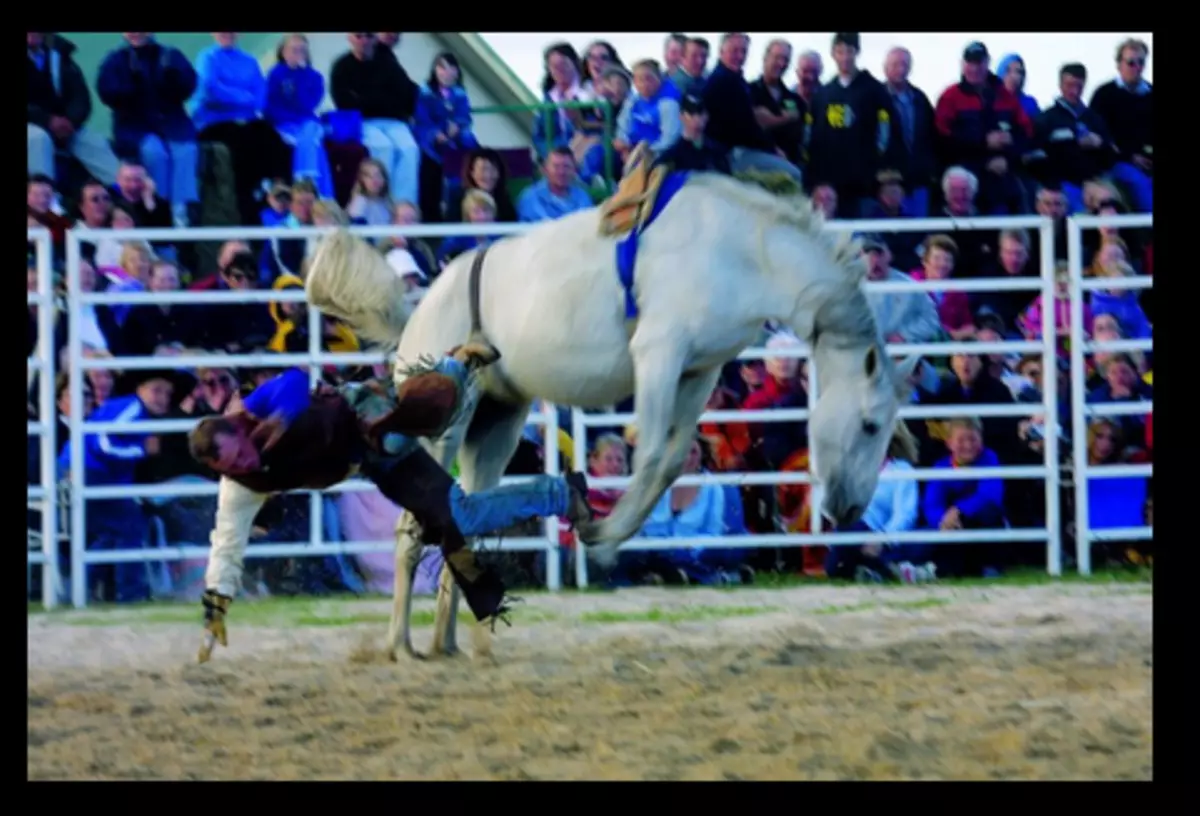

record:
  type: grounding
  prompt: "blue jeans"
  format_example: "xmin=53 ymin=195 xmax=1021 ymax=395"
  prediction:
xmin=1110 ymin=161 xmax=1153 ymax=212
xmin=447 ymin=476 xmax=570 ymax=536
xmin=276 ymin=120 xmax=334 ymax=198
xmin=139 ymin=134 xmax=198 ymax=207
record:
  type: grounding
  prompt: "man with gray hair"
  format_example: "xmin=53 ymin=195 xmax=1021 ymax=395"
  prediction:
xmin=882 ymin=46 xmax=937 ymax=216
xmin=859 ymin=233 xmax=942 ymax=345
xmin=700 ymin=32 xmax=803 ymax=184
xmin=750 ymin=38 xmax=807 ymax=166
xmin=792 ymin=50 xmax=823 ymax=107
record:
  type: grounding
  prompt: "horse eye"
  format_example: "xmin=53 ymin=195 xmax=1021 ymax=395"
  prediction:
xmin=862 ymin=420 xmax=881 ymax=436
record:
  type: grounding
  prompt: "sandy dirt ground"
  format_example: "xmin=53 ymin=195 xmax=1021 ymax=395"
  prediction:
xmin=28 ymin=583 xmax=1151 ymax=780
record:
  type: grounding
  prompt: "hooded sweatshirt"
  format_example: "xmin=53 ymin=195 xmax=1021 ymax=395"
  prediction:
xmin=807 ymin=69 xmax=907 ymax=196
xmin=995 ymin=55 xmax=1040 ymax=121
xmin=191 ymin=42 xmax=265 ymax=131
xmin=268 ymin=274 xmax=360 ymax=353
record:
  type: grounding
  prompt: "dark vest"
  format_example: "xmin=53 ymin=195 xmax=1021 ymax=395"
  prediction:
xmin=226 ymin=388 xmax=363 ymax=494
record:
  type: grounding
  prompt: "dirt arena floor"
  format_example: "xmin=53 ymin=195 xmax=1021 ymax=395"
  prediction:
xmin=28 ymin=582 xmax=1151 ymax=780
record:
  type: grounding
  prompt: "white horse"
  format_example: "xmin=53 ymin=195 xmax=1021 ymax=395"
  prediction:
xmin=306 ymin=172 xmax=919 ymax=660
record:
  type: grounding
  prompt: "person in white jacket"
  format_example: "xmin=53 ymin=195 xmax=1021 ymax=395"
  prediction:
xmin=824 ymin=423 xmax=926 ymax=581
xmin=859 ymin=233 xmax=943 ymax=345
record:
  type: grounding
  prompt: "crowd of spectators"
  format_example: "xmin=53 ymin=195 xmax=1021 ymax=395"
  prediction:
xmin=26 ymin=31 xmax=1153 ymax=602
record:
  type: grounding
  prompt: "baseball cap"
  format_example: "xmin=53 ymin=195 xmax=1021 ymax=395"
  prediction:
xmin=856 ymin=232 xmax=888 ymax=252
xmin=680 ymin=94 xmax=706 ymax=115
xmin=963 ymin=41 xmax=989 ymax=63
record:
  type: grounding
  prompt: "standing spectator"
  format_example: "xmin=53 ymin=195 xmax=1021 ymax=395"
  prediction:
xmin=331 ymin=32 xmax=421 ymax=205
xmin=934 ymin=42 xmax=1033 ymax=214
xmin=859 ymin=234 xmax=942 ymax=345
xmin=669 ymin=37 xmax=709 ymax=96
xmin=27 ymin=33 xmax=120 ymax=188
xmin=596 ymin=64 xmax=633 ymax=121
xmin=96 ymin=33 xmax=199 ymax=226
xmin=613 ymin=59 xmax=681 ymax=162
xmin=414 ymin=52 xmax=481 ymax=222
xmin=532 ymin=43 xmax=588 ymax=158
xmin=663 ymin=33 xmax=687 ymax=78
xmin=580 ymin=40 xmax=624 ymax=98
xmin=749 ymin=39 xmax=807 ymax=166
xmin=193 ymin=33 xmax=292 ymax=226
xmin=655 ymin=94 xmax=732 ymax=174
xmin=1032 ymin=63 xmax=1117 ymax=214
xmin=189 ymin=240 xmax=250 ymax=291
xmin=792 ymin=50 xmax=823 ymax=107
xmin=517 ymin=148 xmax=593 ymax=222
xmin=446 ymin=147 xmax=519 ymax=223
xmin=701 ymin=33 xmax=802 ymax=183
xmin=264 ymin=34 xmax=335 ymax=199
xmin=995 ymin=54 xmax=1041 ymax=120
xmin=882 ymin=46 xmax=937 ymax=216
xmin=1088 ymin=38 xmax=1152 ymax=212
xmin=807 ymin=33 xmax=906 ymax=218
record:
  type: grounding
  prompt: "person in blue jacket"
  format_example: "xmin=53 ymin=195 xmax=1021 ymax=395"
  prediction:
xmin=96 ymin=33 xmax=200 ymax=226
xmin=413 ymin=52 xmax=480 ymax=222
xmin=263 ymin=34 xmax=334 ymax=199
xmin=57 ymin=368 xmax=191 ymax=602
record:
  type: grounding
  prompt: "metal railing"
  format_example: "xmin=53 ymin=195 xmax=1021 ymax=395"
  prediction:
xmin=27 ymin=228 xmax=61 ymax=609
xmin=473 ymin=99 xmax=617 ymax=189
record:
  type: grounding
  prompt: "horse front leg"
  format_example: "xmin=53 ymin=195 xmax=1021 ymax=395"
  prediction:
xmin=386 ymin=510 xmax=426 ymax=661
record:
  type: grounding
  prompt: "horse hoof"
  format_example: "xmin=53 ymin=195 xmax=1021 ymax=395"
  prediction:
xmin=588 ymin=542 xmax=619 ymax=570
xmin=397 ymin=644 xmax=428 ymax=662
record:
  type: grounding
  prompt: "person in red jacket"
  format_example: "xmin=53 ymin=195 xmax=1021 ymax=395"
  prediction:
xmin=934 ymin=42 xmax=1034 ymax=214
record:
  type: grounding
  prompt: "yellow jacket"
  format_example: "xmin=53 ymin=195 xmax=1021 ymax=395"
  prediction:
xmin=267 ymin=274 xmax=360 ymax=353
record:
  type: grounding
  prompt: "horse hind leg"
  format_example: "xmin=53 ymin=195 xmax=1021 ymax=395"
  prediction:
xmin=433 ymin=394 xmax=532 ymax=661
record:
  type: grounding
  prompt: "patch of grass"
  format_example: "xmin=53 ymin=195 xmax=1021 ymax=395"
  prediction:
xmin=812 ymin=601 xmax=878 ymax=616
xmin=813 ymin=597 xmax=951 ymax=616
xmin=884 ymin=597 xmax=951 ymax=611
xmin=578 ymin=604 xmax=777 ymax=625
xmin=749 ymin=565 xmax=1151 ymax=590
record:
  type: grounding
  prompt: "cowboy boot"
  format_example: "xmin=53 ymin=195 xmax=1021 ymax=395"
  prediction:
xmin=563 ymin=471 xmax=594 ymax=527
xmin=443 ymin=548 xmax=511 ymax=626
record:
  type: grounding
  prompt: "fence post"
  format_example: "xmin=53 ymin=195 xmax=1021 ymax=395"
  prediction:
xmin=1038 ymin=219 xmax=1062 ymax=576
xmin=1067 ymin=218 xmax=1091 ymax=575
xmin=32 ymin=230 xmax=60 ymax=608
xmin=542 ymin=402 xmax=561 ymax=591
xmin=66 ymin=232 xmax=89 ymax=608
xmin=572 ymin=407 xmax=589 ymax=589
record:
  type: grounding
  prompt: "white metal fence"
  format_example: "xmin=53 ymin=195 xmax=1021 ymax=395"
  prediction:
xmin=24 ymin=212 xmax=1150 ymax=608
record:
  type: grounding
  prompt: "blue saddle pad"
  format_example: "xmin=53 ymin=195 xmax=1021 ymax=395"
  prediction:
xmin=614 ymin=170 xmax=690 ymax=320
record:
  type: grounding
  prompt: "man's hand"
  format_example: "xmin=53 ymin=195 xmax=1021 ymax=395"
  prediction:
xmin=1079 ymin=132 xmax=1103 ymax=149
xmin=986 ymin=130 xmax=1011 ymax=150
xmin=939 ymin=507 xmax=962 ymax=530
xmin=48 ymin=115 xmax=75 ymax=143
xmin=144 ymin=436 xmax=161 ymax=456
xmin=248 ymin=410 xmax=289 ymax=452
xmin=986 ymin=156 xmax=1008 ymax=175
xmin=198 ymin=590 xmax=232 ymax=663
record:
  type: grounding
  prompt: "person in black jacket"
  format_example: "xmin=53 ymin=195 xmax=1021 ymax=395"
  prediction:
xmin=655 ymin=94 xmax=731 ymax=174
xmin=807 ymin=33 xmax=907 ymax=218
xmin=748 ymin=39 xmax=807 ymax=167
xmin=1032 ymin=63 xmax=1117 ymax=214
xmin=700 ymin=33 xmax=802 ymax=184
xmin=882 ymin=46 xmax=937 ymax=216
xmin=331 ymin=32 xmax=421 ymax=205
xmin=1088 ymin=38 xmax=1153 ymax=212
xmin=27 ymin=33 xmax=121 ymax=188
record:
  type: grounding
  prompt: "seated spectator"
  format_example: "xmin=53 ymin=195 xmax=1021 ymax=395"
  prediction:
xmin=859 ymin=233 xmax=942 ymax=345
xmin=923 ymin=338 xmax=1020 ymax=464
xmin=1090 ymin=260 xmax=1152 ymax=339
xmin=863 ymin=171 xmax=923 ymax=270
xmin=669 ymin=37 xmax=709 ymax=97
xmin=613 ymin=59 xmax=681 ymax=163
xmin=533 ymin=43 xmax=588 ymax=157
xmin=702 ymin=33 xmax=802 ymax=184
xmin=97 ymin=34 xmax=199 ymax=226
xmin=378 ymin=200 xmax=438 ymax=280
xmin=1030 ymin=185 xmax=1070 ymax=260
xmin=446 ymin=148 xmax=519 ymax=223
xmin=27 ymin=173 xmax=73 ymax=253
xmin=261 ymin=179 xmax=317 ymax=283
xmin=654 ymin=94 xmax=731 ymax=175
xmin=193 ymin=33 xmax=292 ymax=226
xmin=27 ymin=33 xmax=120 ymax=189
xmin=741 ymin=331 xmax=808 ymax=470
xmin=72 ymin=259 xmax=121 ymax=354
xmin=824 ymin=425 xmax=922 ymax=582
xmin=118 ymin=259 xmax=199 ymax=356
xmin=414 ymin=52 xmax=480 ymax=222
xmin=1088 ymin=38 xmax=1152 ymax=213
xmin=192 ymin=251 xmax=276 ymax=352
xmin=79 ymin=346 xmax=118 ymax=410
xmin=1085 ymin=417 xmax=1149 ymax=532
xmin=975 ymin=317 xmax=1038 ymax=400
xmin=922 ymin=416 xmax=1007 ymax=576
xmin=437 ymin=190 xmax=503 ymax=268
xmin=585 ymin=433 xmax=628 ymax=521
xmin=331 ymin=32 xmax=421 ymax=205
xmin=1031 ymin=63 xmax=1116 ymax=215
xmin=264 ymin=34 xmax=334 ymax=199
xmin=806 ymin=32 xmax=906 ymax=217
xmin=383 ymin=248 xmax=430 ymax=309
xmin=811 ymin=184 xmax=838 ymax=219
xmin=971 ymin=228 xmax=1038 ymax=330
xmin=267 ymin=274 xmax=361 ymax=354
xmin=934 ymin=41 xmax=1033 ymax=214
xmin=1018 ymin=261 xmax=1094 ymax=357
xmin=934 ymin=166 xmax=995 ymax=276
xmin=346 ymin=158 xmax=395 ymax=225
xmin=110 ymin=160 xmax=173 ymax=231
xmin=518 ymin=148 xmax=593 ymax=222
xmin=909 ymin=234 xmax=973 ymax=339
xmin=189 ymin=240 xmax=249 ymax=291
xmin=1086 ymin=311 xmax=1138 ymax=389
xmin=1087 ymin=352 xmax=1152 ymax=448
xmin=187 ymin=361 xmax=239 ymax=417
xmin=73 ymin=179 xmax=116 ymax=267
xmin=749 ymin=39 xmax=807 ymax=167
xmin=662 ymin=33 xmax=686 ymax=82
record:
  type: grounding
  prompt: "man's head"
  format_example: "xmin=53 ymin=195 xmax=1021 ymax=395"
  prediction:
xmin=189 ymin=415 xmax=260 ymax=474
xmin=762 ymin=39 xmax=791 ymax=83
xmin=27 ymin=173 xmax=54 ymax=213
xmin=812 ymin=184 xmax=837 ymax=219
xmin=663 ymin=33 xmax=686 ymax=73
xmin=348 ymin=31 xmax=375 ymax=60
xmin=831 ymin=32 xmax=859 ymax=75
xmin=1105 ymin=353 xmax=1140 ymax=393
xmin=860 ymin=234 xmax=891 ymax=280
xmin=543 ymin=148 xmax=576 ymax=192
xmin=148 ymin=260 xmax=180 ymax=293
xmin=998 ymin=229 xmax=1030 ymax=275
xmin=78 ymin=179 xmax=112 ymax=226
xmin=683 ymin=37 xmax=709 ymax=77
xmin=1035 ymin=187 xmax=1068 ymax=220
xmin=946 ymin=417 xmax=983 ymax=465
xmin=212 ymin=32 xmax=237 ymax=48
xmin=376 ymin=32 xmax=401 ymax=49
xmin=135 ymin=372 xmax=176 ymax=416
xmin=116 ymin=161 xmax=148 ymax=202
xmin=795 ymin=50 xmax=823 ymax=97
xmin=680 ymin=94 xmax=708 ymax=135
xmin=123 ymin=32 xmax=151 ymax=48
xmin=942 ymin=166 xmax=977 ymax=215
xmin=1060 ymin=62 xmax=1087 ymax=106
xmin=961 ymin=41 xmax=990 ymax=86
xmin=719 ymin=32 xmax=749 ymax=72
xmin=598 ymin=64 xmax=632 ymax=107
xmin=884 ymin=46 xmax=911 ymax=86
xmin=221 ymin=251 xmax=257 ymax=290
xmin=1116 ymin=38 xmax=1148 ymax=86
xmin=290 ymin=178 xmax=317 ymax=224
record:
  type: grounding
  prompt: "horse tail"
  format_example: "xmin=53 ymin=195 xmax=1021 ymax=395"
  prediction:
xmin=303 ymin=229 xmax=414 ymax=346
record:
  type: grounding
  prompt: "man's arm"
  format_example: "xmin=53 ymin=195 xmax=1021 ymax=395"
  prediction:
xmin=242 ymin=367 xmax=311 ymax=423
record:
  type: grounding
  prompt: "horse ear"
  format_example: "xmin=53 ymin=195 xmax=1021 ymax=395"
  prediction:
xmin=892 ymin=354 xmax=921 ymax=400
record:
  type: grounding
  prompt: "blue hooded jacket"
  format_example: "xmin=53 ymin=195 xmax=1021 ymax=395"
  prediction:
xmin=263 ymin=62 xmax=325 ymax=127
xmin=57 ymin=394 xmax=155 ymax=486
xmin=191 ymin=43 xmax=265 ymax=131
xmin=96 ymin=38 xmax=198 ymax=156
xmin=996 ymin=54 xmax=1041 ymax=120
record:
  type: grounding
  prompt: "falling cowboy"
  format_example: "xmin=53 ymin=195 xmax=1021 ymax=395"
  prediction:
xmin=186 ymin=342 xmax=592 ymax=663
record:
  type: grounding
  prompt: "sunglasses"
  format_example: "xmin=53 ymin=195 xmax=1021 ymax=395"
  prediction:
xmin=86 ymin=193 xmax=111 ymax=203
xmin=1124 ymin=58 xmax=1145 ymax=67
